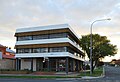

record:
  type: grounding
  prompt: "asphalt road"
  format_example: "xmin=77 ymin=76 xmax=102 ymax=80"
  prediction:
xmin=103 ymin=66 xmax=120 ymax=80
xmin=0 ymin=66 xmax=120 ymax=82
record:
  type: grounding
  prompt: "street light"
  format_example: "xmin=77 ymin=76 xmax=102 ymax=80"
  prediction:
xmin=90 ymin=18 xmax=111 ymax=75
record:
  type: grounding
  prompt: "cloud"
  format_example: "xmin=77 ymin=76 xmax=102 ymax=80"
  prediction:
xmin=0 ymin=0 xmax=120 ymax=60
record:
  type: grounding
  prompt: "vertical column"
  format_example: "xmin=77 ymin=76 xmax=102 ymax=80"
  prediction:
xmin=78 ymin=61 xmax=80 ymax=72
xmin=31 ymin=58 xmax=33 ymax=71
xmin=73 ymin=59 xmax=75 ymax=71
xmin=65 ymin=57 xmax=68 ymax=74
xmin=80 ymin=61 xmax=82 ymax=71
xmin=19 ymin=59 xmax=21 ymax=70
xmin=16 ymin=58 xmax=19 ymax=71
xmin=47 ymin=58 xmax=50 ymax=71
xmin=56 ymin=59 xmax=58 ymax=72
xmin=71 ymin=58 xmax=74 ymax=72
xmin=16 ymin=58 xmax=21 ymax=70
xmin=33 ymin=59 xmax=36 ymax=71
xmin=77 ymin=60 xmax=79 ymax=72
xmin=75 ymin=60 xmax=78 ymax=72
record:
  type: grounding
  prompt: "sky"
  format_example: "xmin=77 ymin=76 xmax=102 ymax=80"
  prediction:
xmin=0 ymin=0 xmax=120 ymax=62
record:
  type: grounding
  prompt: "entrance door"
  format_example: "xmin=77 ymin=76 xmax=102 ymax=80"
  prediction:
xmin=58 ymin=59 xmax=66 ymax=72
xmin=36 ymin=59 xmax=43 ymax=71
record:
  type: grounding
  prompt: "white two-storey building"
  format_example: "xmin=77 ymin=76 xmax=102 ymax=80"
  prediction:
xmin=15 ymin=24 xmax=84 ymax=73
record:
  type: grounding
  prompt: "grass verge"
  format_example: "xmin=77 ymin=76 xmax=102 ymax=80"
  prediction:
xmin=79 ymin=67 xmax=103 ymax=77
xmin=0 ymin=75 xmax=81 ymax=79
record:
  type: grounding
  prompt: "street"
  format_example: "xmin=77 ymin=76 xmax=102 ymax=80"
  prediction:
xmin=0 ymin=66 xmax=120 ymax=82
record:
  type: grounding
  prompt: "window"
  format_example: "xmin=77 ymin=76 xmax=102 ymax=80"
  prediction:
xmin=49 ymin=33 xmax=67 ymax=39
xmin=33 ymin=34 xmax=48 ymax=40
xmin=67 ymin=47 xmax=75 ymax=54
xmin=17 ymin=49 xmax=24 ymax=53
xmin=24 ymin=48 xmax=32 ymax=53
xmin=40 ymin=48 xmax=48 ymax=53
xmin=18 ymin=37 xmax=23 ymax=41
xmin=33 ymin=48 xmax=48 ymax=53
xmin=18 ymin=36 xmax=32 ymax=41
xmin=17 ymin=33 xmax=68 ymax=41
xmin=33 ymin=48 xmax=40 ymax=53
xmin=24 ymin=36 xmax=32 ymax=40
xmin=17 ymin=48 xmax=32 ymax=53
xmin=50 ymin=47 xmax=66 ymax=52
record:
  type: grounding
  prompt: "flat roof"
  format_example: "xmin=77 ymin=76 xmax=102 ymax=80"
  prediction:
xmin=16 ymin=24 xmax=80 ymax=40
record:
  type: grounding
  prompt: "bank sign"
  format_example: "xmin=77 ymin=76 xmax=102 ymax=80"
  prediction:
xmin=0 ymin=52 xmax=2 ymax=59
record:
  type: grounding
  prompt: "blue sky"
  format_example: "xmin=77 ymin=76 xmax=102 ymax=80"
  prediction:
xmin=0 ymin=0 xmax=120 ymax=61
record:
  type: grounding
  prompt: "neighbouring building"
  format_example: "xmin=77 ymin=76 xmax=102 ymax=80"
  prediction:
xmin=115 ymin=59 xmax=120 ymax=66
xmin=110 ymin=59 xmax=120 ymax=66
xmin=0 ymin=44 xmax=15 ymax=69
xmin=15 ymin=24 xmax=84 ymax=73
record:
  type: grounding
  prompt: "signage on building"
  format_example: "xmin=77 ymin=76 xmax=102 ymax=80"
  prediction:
xmin=0 ymin=52 xmax=2 ymax=59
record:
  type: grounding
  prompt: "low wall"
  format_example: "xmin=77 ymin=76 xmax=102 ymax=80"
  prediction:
xmin=0 ymin=70 xmax=31 ymax=74
xmin=0 ymin=59 xmax=15 ymax=69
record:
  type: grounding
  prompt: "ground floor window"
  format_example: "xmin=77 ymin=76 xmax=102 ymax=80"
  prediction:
xmin=50 ymin=59 xmax=66 ymax=72
xmin=58 ymin=59 xmax=66 ymax=71
xmin=18 ymin=58 xmax=83 ymax=72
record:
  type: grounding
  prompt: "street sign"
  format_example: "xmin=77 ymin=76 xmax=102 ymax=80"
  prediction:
xmin=0 ymin=52 xmax=2 ymax=59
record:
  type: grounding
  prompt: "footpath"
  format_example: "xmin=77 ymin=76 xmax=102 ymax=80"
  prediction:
xmin=0 ymin=71 xmax=104 ymax=79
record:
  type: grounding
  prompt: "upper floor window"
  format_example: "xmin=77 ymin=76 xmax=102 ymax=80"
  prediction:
xmin=49 ymin=33 xmax=67 ymax=39
xmin=33 ymin=48 xmax=48 ymax=53
xmin=49 ymin=47 xmax=66 ymax=52
xmin=17 ymin=33 xmax=68 ymax=41
xmin=33 ymin=34 xmax=48 ymax=40
xmin=17 ymin=48 xmax=32 ymax=53
xmin=67 ymin=47 xmax=75 ymax=54
xmin=18 ymin=36 xmax=32 ymax=41
xmin=17 ymin=49 xmax=24 ymax=53
xmin=40 ymin=48 xmax=48 ymax=53
xmin=24 ymin=48 xmax=32 ymax=53
xmin=33 ymin=48 xmax=40 ymax=53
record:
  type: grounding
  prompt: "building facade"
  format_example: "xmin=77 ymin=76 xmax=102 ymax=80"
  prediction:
xmin=15 ymin=24 xmax=84 ymax=73
xmin=0 ymin=44 xmax=15 ymax=69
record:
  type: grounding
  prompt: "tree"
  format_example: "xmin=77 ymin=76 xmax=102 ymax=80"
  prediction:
xmin=79 ymin=34 xmax=117 ymax=72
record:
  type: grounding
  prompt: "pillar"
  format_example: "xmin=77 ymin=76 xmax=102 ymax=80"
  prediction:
xmin=77 ymin=60 xmax=79 ymax=72
xmin=75 ymin=60 xmax=79 ymax=72
xmin=56 ymin=59 xmax=58 ymax=71
xmin=47 ymin=58 xmax=50 ymax=71
xmin=78 ymin=61 xmax=80 ymax=72
xmin=71 ymin=58 xmax=74 ymax=72
xmin=31 ymin=58 xmax=33 ymax=71
xmin=16 ymin=58 xmax=21 ymax=71
xmin=16 ymin=58 xmax=19 ymax=71
xmin=65 ymin=57 xmax=68 ymax=74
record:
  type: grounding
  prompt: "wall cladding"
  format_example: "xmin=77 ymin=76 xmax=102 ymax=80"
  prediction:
xmin=0 ymin=59 xmax=15 ymax=69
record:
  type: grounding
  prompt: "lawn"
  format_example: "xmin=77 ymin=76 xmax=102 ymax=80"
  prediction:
xmin=79 ymin=67 xmax=103 ymax=77
xmin=0 ymin=67 xmax=103 ymax=78
xmin=0 ymin=75 xmax=81 ymax=79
